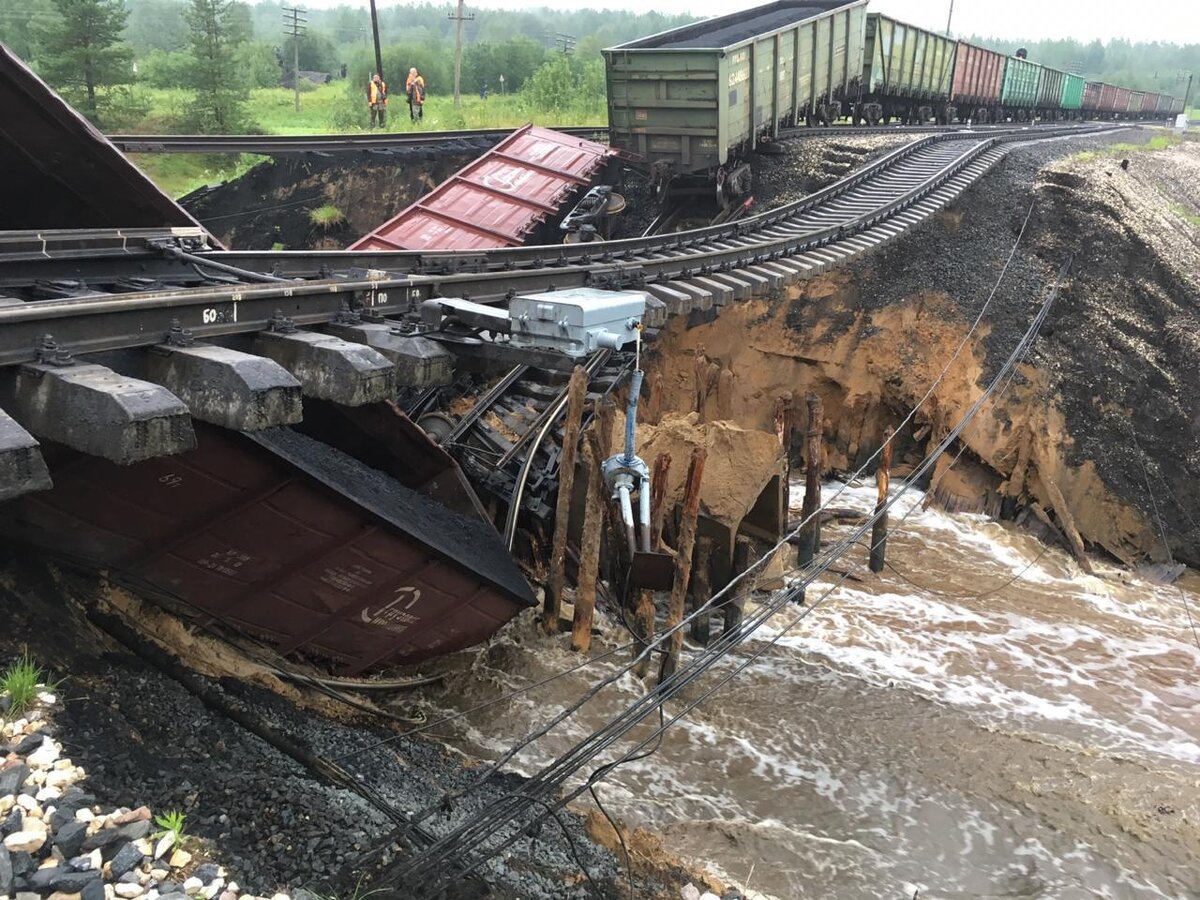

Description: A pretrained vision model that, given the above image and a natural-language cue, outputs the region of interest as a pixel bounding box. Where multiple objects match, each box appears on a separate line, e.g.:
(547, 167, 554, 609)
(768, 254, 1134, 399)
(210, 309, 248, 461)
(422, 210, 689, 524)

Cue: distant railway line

(103, 121, 1083, 156)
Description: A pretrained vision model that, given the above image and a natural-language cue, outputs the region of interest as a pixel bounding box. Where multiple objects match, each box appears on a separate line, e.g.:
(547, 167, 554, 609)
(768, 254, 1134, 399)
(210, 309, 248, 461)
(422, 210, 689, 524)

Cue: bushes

(522, 54, 606, 118)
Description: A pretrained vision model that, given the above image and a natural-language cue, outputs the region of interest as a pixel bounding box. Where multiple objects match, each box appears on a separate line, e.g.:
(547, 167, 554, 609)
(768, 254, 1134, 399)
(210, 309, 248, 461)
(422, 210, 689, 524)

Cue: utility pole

(550, 31, 576, 54)
(1184, 72, 1194, 114)
(368, 0, 383, 81)
(448, 0, 474, 108)
(282, 6, 306, 113)
(944, 0, 954, 37)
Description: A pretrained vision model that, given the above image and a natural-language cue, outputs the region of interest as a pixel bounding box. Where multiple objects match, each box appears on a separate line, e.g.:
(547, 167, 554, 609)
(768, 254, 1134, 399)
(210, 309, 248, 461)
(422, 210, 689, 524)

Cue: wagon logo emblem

(361, 586, 422, 633)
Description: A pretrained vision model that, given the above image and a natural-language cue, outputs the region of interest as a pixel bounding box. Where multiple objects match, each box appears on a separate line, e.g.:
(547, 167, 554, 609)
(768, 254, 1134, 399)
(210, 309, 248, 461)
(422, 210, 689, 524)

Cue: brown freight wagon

(1082, 81, 1103, 113)
(9, 424, 537, 674)
(950, 40, 1004, 122)
(1113, 86, 1132, 116)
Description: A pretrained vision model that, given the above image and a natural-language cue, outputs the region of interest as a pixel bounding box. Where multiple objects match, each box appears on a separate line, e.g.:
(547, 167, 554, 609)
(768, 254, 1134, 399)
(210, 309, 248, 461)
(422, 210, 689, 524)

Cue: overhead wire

(331, 196, 1041, 799)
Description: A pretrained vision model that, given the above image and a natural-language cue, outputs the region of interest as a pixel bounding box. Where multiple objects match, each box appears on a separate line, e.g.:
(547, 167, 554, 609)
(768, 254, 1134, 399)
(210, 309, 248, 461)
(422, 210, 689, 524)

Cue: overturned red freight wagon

(349, 125, 619, 251)
(10, 424, 537, 674)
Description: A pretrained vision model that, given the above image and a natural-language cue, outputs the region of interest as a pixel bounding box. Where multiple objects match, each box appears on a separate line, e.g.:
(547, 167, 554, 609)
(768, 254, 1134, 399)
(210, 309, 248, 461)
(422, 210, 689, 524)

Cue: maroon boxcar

(1141, 91, 1159, 113)
(349, 125, 617, 252)
(11, 424, 537, 674)
(1082, 81, 1103, 112)
(1098, 83, 1119, 113)
(951, 40, 1004, 119)
(1113, 86, 1132, 115)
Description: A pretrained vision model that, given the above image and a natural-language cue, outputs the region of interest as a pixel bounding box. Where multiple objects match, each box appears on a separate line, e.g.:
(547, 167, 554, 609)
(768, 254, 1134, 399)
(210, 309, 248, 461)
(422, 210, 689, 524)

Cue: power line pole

(546, 32, 576, 54)
(944, 0, 954, 37)
(448, 0, 474, 108)
(282, 6, 306, 113)
(367, 0, 383, 81)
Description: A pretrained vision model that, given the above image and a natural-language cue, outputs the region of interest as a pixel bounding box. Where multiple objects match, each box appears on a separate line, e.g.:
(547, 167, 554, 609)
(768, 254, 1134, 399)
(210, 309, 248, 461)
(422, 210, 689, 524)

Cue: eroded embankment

(642, 133, 1200, 568)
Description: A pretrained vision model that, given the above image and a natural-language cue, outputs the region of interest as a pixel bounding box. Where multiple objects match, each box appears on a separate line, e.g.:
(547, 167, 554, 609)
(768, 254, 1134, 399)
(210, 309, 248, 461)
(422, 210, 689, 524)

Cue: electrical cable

(391, 255, 1070, 891)
(331, 197, 1041, 797)
(306, 197, 1048, 891)
(1125, 421, 1200, 654)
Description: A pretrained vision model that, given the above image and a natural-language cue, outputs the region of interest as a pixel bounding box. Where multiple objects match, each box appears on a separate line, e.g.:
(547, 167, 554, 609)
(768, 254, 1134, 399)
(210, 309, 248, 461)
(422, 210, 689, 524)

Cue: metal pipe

(638, 472, 652, 552)
(624, 368, 643, 463)
(618, 483, 637, 557)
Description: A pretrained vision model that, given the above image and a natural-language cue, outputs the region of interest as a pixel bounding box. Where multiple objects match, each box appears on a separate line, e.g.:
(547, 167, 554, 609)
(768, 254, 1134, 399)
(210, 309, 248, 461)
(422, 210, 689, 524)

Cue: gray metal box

(509, 287, 647, 358)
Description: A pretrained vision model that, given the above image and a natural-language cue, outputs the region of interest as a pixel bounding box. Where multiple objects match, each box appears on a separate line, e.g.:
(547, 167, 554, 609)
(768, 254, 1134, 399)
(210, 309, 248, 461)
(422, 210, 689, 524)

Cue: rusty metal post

(633, 452, 671, 676)
(797, 393, 823, 566)
(869, 427, 894, 574)
(659, 446, 706, 684)
(571, 436, 607, 652)
(689, 535, 714, 645)
(544, 365, 588, 634)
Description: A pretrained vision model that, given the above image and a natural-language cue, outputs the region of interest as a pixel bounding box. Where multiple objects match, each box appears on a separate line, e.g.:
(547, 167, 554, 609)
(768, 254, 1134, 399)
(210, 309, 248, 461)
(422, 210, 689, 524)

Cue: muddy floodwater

(415, 479, 1200, 899)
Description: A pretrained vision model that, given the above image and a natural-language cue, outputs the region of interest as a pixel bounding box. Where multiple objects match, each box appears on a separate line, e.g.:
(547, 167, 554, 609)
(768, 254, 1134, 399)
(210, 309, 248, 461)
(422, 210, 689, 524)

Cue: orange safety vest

(368, 80, 387, 105)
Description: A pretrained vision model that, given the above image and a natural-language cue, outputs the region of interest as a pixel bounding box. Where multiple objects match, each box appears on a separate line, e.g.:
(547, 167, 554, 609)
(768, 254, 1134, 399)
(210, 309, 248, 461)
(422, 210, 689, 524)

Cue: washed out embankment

(640, 134, 1200, 568)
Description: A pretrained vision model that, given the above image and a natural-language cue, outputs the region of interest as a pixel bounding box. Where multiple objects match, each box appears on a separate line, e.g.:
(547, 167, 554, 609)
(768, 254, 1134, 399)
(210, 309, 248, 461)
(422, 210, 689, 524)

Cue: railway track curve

(0, 123, 1116, 369)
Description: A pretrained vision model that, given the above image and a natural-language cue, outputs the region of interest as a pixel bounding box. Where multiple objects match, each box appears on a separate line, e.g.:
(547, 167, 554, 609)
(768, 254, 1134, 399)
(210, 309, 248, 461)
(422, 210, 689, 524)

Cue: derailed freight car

(604, 0, 868, 202)
(856, 13, 956, 124)
(950, 40, 1004, 123)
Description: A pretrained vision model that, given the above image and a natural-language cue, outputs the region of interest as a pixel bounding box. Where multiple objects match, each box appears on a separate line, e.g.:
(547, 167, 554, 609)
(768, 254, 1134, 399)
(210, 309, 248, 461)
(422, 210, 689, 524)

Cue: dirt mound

(641, 132, 1200, 567)
(182, 152, 477, 250)
(633, 412, 786, 528)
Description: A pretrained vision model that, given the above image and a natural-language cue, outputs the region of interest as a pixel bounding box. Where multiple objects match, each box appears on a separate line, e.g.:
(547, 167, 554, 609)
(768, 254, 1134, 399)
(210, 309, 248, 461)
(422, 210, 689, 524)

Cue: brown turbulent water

(414, 479, 1200, 899)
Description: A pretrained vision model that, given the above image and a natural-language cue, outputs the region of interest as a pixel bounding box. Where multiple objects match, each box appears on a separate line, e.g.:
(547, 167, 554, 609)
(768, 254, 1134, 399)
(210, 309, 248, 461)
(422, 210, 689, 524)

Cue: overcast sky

(346, 0, 1197, 44)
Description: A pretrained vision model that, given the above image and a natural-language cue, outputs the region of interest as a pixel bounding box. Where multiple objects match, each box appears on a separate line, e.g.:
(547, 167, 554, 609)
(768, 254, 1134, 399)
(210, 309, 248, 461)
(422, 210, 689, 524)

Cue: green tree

(0, 0, 53, 61)
(184, 0, 249, 132)
(32, 0, 134, 122)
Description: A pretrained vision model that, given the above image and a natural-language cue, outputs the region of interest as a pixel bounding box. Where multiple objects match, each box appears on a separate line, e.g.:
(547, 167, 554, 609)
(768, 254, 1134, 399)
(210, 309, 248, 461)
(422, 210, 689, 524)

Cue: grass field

(122, 83, 606, 197)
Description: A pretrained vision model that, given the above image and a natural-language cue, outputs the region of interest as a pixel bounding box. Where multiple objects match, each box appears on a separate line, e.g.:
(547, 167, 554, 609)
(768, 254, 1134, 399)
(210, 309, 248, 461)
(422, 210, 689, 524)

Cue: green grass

(1069, 133, 1182, 164)
(309, 204, 346, 229)
(129, 152, 267, 199)
(113, 83, 606, 196)
(1171, 203, 1200, 227)
(154, 809, 188, 850)
(1, 652, 45, 720)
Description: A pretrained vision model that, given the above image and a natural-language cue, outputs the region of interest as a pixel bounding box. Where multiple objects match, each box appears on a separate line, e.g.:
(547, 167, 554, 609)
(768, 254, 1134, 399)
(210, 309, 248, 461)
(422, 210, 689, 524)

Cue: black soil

(640, 3, 836, 49)
(0, 554, 633, 899)
(796, 130, 1200, 566)
(182, 149, 483, 250)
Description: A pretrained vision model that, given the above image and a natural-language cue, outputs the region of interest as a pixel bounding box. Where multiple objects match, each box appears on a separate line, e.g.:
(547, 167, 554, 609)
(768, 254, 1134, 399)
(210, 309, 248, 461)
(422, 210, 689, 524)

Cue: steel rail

(107, 126, 611, 155)
(105, 120, 1122, 155)
(0, 125, 1118, 367)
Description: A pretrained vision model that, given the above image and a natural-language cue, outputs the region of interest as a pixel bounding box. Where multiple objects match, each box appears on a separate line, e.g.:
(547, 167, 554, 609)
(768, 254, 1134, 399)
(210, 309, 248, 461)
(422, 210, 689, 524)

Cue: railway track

(104, 120, 1122, 156)
(0, 122, 1118, 520)
(107, 126, 611, 155)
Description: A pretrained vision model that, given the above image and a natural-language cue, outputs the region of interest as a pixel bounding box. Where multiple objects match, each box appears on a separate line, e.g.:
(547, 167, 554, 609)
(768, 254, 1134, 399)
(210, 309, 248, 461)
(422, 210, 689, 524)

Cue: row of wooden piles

(536, 368, 897, 683)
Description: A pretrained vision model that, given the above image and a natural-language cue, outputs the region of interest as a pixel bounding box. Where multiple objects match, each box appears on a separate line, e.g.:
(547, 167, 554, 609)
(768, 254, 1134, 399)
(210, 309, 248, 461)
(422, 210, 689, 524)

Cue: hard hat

(409, 67, 418, 75)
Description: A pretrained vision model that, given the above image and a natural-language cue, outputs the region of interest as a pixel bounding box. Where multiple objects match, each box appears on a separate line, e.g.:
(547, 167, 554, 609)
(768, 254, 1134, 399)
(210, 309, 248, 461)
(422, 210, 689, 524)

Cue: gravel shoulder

(0, 554, 640, 900)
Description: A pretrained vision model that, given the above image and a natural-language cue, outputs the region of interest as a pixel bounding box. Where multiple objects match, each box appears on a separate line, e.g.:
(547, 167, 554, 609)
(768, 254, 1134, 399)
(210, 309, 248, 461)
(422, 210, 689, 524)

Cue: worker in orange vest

(367, 72, 388, 128)
(406, 67, 426, 122)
